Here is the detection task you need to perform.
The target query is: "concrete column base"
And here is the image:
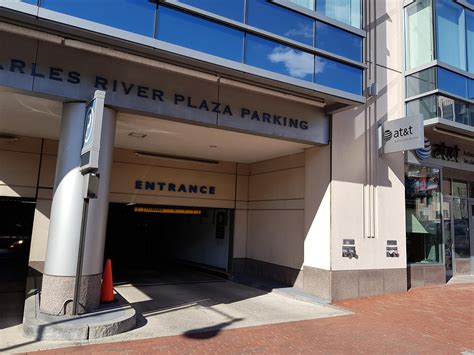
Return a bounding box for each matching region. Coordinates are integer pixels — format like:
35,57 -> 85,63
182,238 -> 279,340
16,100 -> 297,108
40,273 -> 101,315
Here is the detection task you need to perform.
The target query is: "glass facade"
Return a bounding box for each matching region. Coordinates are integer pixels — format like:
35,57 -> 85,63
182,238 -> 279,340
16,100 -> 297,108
316,0 -> 361,28
405,67 -> 436,98
315,56 -> 363,95
436,0 -> 466,71
245,34 -> 314,82
405,165 -> 443,264
406,95 -> 438,120
247,0 -> 314,46
315,21 -> 363,61
405,0 -> 434,70
18,0 -> 365,98
176,0 -> 245,22
407,94 -> 474,126
156,7 -> 244,62
437,68 -> 468,98
41,0 -> 157,37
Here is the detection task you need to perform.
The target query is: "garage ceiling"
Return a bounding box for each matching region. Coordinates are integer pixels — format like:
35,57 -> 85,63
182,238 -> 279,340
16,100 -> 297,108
0,90 -> 312,163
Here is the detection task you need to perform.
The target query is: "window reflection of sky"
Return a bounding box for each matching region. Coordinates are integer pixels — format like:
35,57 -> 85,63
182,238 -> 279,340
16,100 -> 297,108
157,6 -> 244,63
315,56 -> 362,95
315,21 -> 362,62
41,0 -> 157,36
247,0 -> 314,46
176,0 -> 245,22
246,34 -> 314,82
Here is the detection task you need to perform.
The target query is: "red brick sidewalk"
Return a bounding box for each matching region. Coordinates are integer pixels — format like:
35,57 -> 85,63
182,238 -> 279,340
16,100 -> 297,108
32,283 -> 474,354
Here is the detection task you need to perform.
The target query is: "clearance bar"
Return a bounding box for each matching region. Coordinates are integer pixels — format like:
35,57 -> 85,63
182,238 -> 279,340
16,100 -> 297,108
133,207 -> 202,215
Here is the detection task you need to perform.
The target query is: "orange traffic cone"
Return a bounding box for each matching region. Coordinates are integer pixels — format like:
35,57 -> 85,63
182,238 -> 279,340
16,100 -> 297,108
100,259 -> 115,303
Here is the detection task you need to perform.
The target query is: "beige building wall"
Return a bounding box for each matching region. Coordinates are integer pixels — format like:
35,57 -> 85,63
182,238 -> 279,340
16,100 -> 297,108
243,153 -> 305,287
315,0 -> 407,299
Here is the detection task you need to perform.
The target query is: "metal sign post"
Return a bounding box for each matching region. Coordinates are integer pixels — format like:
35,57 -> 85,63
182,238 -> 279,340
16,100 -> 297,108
72,90 -> 105,315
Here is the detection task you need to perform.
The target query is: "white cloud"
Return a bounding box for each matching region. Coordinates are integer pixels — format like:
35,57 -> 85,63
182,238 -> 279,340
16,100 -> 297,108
268,47 -> 313,79
284,24 -> 313,40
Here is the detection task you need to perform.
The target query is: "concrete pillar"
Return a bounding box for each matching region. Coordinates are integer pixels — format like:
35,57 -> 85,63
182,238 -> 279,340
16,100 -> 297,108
40,103 -> 116,315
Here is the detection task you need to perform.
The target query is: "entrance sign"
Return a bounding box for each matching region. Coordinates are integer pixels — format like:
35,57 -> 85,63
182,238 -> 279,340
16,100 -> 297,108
0,32 -> 328,145
80,90 -> 106,173
379,114 -> 424,154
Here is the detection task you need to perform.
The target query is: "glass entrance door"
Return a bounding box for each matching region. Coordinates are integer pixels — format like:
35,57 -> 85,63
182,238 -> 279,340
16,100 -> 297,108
443,197 -> 472,276
443,198 -> 454,277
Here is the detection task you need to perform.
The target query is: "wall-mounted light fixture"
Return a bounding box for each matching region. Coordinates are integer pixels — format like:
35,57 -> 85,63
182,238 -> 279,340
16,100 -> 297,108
134,151 -> 219,165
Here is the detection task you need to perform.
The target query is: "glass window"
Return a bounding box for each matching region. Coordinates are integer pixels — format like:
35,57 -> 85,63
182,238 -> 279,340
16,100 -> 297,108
406,95 -> 437,120
20,0 -> 37,4
443,178 -> 452,196
452,180 -> 468,198
245,34 -> 314,82
469,182 -> 474,198
247,0 -> 314,46
314,56 -> 362,95
469,79 -> 474,100
452,198 -> 471,258
467,10 -> 474,73
437,68 -> 468,98
438,95 -> 455,121
289,0 -> 315,10
405,165 -> 443,264
470,104 -> 474,126
405,0 -> 434,70
316,0 -> 361,28
405,67 -> 436,98
41,0 -> 157,37
175,0 -> 245,22
157,7 -> 244,62
315,21 -> 362,61
454,101 -> 470,125
436,0 -> 466,71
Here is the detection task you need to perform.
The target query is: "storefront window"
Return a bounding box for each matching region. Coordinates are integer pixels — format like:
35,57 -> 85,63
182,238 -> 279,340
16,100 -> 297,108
452,180 -> 468,198
405,0 -> 434,70
452,198 -> 470,258
443,178 -> 452,196
405,165 -> 443,264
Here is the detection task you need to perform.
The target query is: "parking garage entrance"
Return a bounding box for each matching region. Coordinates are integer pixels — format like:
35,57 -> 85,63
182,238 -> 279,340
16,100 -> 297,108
104,203 -> 233,282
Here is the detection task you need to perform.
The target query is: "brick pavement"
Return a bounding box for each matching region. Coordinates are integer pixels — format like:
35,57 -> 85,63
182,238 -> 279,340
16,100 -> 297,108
29,283 -> 474,354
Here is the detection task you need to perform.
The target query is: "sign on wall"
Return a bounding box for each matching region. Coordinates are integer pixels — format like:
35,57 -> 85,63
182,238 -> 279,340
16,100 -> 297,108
0,32 -> 328,145
408,136 -> 474,172
379,114 -> 424,154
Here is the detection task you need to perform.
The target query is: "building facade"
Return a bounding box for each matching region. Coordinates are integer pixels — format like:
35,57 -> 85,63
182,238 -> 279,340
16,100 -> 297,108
0,0 -> 410,315
404,0 -> 474,286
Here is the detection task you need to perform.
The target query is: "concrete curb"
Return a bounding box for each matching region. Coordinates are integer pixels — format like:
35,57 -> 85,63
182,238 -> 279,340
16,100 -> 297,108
22,291 -> 136,341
